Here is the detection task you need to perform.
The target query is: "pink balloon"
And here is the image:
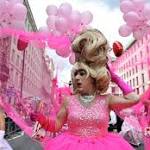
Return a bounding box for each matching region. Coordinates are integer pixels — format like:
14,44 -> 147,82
56,47 -> 71,58
81,11 -> 93,25
58,3 -> 72,18
69,52 -> 75,64
0,0 -> 9,11
12,3 -> 27,21
132,0 -> 145,11
119,24 -> 132,37
10,0 -> 23,4
120,0 -> 134,13
55,17 -> 68,33
47,15 -> 57,30
143,4 -> 150,20
46,5 -> 57,16
69,10 -> 81,30
124,11 -> 140,26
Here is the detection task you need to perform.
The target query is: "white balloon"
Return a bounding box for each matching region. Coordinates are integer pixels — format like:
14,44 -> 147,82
46,5 -> 57,16
143,4 -> 150,19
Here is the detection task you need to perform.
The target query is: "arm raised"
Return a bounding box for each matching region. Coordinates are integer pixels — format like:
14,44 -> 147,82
36,99 -> 68,132
109,92 -> 139,110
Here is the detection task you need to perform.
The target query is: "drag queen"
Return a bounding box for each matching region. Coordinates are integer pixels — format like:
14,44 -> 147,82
33,29 -> 140,150
0,108 -> 13,150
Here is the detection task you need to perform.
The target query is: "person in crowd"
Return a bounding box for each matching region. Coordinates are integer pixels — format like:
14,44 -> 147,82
0,105 -> 13,150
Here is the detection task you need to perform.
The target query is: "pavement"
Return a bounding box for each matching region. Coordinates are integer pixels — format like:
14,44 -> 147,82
8,133 -> 43,150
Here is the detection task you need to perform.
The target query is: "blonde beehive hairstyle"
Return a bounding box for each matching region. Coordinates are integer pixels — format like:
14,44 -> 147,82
72,29 -> 109,66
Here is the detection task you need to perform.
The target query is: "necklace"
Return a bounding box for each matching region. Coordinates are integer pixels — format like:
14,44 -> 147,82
79,94 -> 96,104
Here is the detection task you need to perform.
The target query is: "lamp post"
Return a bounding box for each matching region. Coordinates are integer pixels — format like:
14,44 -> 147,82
17,36 -> 28,98
20,50 -> 25,98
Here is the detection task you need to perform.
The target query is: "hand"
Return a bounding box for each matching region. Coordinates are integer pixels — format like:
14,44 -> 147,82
32,122 -> 46,141
30,112 -> 42,122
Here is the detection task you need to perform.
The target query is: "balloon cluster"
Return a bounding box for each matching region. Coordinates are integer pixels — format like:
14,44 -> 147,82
119,0 -> 150,40
0,0 -> 27,38
43,2 -> 93,59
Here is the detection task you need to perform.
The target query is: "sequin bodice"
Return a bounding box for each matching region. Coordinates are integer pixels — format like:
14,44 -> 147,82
67,95 -> 109,137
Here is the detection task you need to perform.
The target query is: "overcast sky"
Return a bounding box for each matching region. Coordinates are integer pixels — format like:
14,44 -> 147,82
28,0 -> 135,86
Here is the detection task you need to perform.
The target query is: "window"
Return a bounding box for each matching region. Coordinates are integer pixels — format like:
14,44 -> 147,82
132,68 -> 134,75
136,88 -> 139,94
130,80 -> 132,86
140,51 -> 143,59
135,55 -> 137,61
136,77 -> 139,86
129,70 -> 131,76
142,73 -> 145,83
16,55 -> 19,66
133,78 -> 135,87
136,66 -> 138,73
143,86 -> 145,92
141,62 -> 143,70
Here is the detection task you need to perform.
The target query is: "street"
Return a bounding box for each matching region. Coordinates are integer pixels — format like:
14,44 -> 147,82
8,134 -> 42,150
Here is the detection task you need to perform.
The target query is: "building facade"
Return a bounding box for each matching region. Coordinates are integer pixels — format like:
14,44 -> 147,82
111,34 -> 150,95
6,0 -> 53,99
0,0 -> 54,137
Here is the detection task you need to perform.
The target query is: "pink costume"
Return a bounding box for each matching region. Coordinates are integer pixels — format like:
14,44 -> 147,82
43,95 -> 134,150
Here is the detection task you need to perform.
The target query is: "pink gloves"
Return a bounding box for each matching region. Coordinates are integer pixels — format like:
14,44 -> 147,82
30,113 -> 56,132
107,65 -> 133,95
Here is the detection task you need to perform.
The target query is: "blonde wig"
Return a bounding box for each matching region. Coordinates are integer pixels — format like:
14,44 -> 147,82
71,62 -> 110,94
72,29 -> 109,68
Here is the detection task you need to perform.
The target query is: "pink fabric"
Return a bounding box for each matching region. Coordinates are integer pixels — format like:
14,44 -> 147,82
144,136 -> 150,150
0,28 -> 71,51
44,95 -> 134,150
135,87 -> 150,150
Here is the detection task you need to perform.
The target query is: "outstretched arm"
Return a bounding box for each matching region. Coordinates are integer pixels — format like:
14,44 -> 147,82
109,93 -> 139,110
36,99 -> 68,132
107,65 -> 139,110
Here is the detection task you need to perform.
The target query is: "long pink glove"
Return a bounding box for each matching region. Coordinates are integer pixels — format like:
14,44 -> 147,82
108,65 -> 133,95
30,113 -> 55,132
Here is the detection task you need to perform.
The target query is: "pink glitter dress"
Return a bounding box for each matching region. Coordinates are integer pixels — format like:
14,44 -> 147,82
45,95 -> 134,150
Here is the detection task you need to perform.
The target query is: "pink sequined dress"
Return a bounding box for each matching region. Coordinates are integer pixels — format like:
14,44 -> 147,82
45,95 -> 134,150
